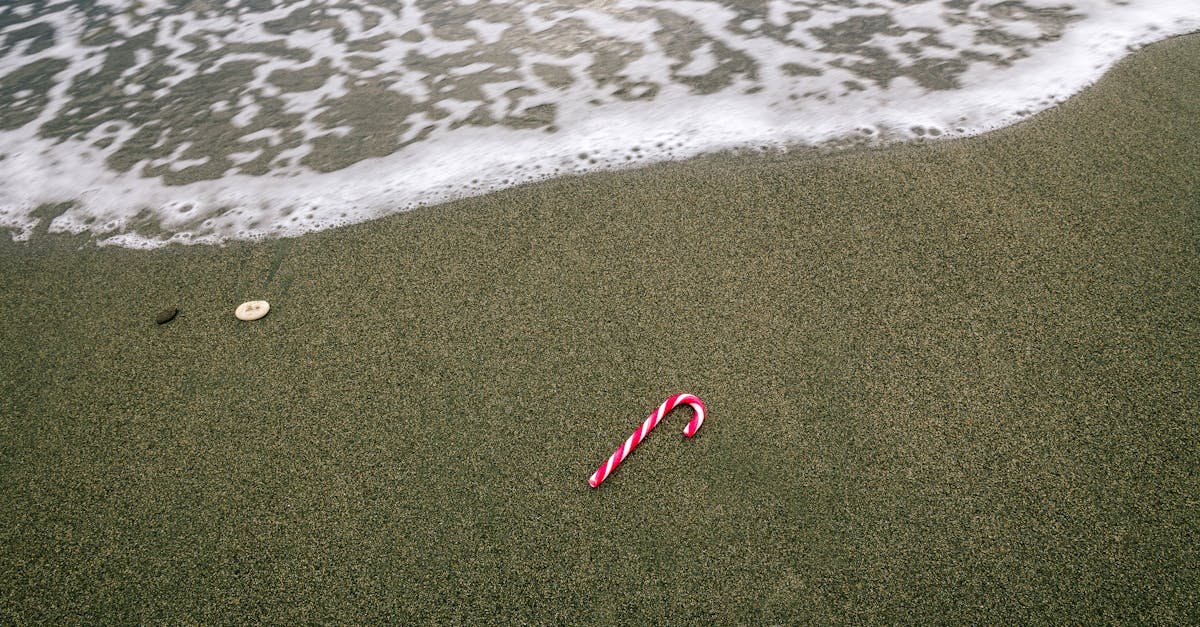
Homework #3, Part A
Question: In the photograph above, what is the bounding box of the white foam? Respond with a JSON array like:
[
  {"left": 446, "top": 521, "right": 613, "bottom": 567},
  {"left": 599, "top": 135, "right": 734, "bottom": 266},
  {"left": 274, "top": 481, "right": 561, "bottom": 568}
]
[{"left": 0, "top": 0, "right": 1196, "bottom": 247}]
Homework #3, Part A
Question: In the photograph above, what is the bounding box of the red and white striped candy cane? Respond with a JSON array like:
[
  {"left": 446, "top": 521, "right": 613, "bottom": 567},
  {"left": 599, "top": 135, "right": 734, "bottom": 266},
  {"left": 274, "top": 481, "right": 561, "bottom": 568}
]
[{"left": 588, "top": 393, "right": 707, "bottom": 488}]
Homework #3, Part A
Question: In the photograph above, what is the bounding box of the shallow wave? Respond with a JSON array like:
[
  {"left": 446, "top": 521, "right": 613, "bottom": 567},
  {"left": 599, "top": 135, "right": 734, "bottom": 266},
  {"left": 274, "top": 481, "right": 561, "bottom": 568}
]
[{"left": 0, "top": 0, "right": 1195, "bottom": 247}]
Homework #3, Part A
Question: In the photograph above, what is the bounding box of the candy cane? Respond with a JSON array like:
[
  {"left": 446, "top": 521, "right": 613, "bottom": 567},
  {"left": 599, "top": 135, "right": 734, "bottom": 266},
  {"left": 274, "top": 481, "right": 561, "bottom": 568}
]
[{"left": 588, "top": 393, "right": 707, "bottom": 488}]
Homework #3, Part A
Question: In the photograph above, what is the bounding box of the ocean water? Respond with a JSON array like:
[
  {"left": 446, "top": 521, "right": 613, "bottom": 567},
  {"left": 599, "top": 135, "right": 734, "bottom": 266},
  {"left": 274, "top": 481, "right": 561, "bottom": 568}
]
[{"left": 0, "top": 0, "right": 1195, "bottom": 248}]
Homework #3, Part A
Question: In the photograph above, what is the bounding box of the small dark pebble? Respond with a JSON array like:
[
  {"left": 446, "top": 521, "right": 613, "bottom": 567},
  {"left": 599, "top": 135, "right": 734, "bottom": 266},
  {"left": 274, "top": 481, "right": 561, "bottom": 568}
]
[{"left": 155, "top": 307, "right": 178, "bottom": 325}]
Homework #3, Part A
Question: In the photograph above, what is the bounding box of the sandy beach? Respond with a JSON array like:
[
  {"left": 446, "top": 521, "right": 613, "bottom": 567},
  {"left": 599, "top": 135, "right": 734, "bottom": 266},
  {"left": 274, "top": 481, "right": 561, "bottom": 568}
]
[{"left": 2, "top": 33, "right": 1198, "bottom": 622}]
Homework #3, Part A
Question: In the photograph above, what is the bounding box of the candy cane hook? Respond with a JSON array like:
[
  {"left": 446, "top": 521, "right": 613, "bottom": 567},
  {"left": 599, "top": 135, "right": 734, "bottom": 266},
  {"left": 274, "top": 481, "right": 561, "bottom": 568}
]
[{"left": 588, "top": 393, "right": 707, "bottom": 488}]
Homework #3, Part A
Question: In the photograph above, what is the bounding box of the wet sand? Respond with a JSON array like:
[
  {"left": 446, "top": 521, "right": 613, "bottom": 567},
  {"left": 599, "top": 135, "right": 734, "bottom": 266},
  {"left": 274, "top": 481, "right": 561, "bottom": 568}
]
[{"left": 2, "top": 34, "right": 1198, "bottom": 622}]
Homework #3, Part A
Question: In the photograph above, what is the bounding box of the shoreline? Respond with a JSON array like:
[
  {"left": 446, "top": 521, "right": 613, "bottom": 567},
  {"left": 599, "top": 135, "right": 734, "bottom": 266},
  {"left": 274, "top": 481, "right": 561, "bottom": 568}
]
[
  {"left": 2, "top": 34, "right": 1198, "bottom": 622},
  {"left": 5, "top": 24, "right": 1199, "bottom": 250}
]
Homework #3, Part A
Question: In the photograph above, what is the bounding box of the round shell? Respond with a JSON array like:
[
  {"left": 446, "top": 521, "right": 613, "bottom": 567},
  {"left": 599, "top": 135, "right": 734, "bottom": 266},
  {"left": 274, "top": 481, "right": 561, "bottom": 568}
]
[{"left": 235, "top": 300, "right": 270, "bottom": 321}]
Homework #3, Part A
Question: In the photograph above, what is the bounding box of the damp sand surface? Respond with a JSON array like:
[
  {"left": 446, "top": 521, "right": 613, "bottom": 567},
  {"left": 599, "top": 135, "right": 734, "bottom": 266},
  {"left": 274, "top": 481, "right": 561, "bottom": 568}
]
[{"left": 1, "top": 34, "right": 1198, "bottom": 623}]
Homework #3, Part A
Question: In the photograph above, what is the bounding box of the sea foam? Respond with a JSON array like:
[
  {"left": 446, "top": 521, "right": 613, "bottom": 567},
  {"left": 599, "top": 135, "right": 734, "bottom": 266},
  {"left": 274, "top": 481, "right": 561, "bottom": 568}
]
[{"left": 0, "top": 0, "right": 1196, "bottom": 247}]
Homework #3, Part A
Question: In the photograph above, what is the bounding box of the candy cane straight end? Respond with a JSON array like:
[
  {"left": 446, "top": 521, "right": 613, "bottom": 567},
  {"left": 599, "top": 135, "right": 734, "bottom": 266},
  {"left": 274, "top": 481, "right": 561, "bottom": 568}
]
[{"left": 588, "top": 393, "right": 707, "bottom": 489}]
